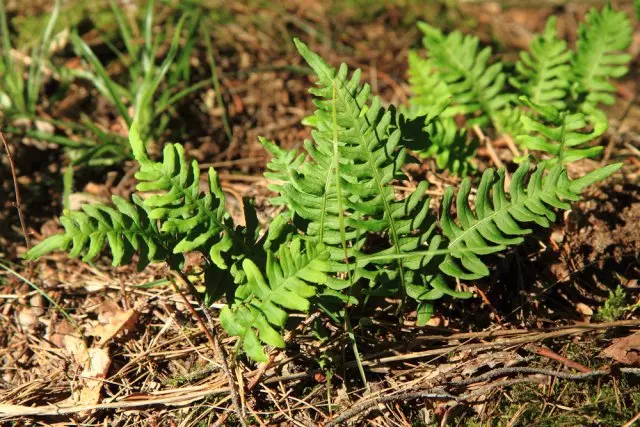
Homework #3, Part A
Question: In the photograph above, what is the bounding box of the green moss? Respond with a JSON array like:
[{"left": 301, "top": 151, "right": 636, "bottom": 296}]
[{"left": 595, "top": 286, "right": 628, "bottom": 322}]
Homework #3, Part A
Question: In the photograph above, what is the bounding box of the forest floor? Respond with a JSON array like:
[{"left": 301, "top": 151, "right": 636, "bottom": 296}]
[{"left": 1, "top": 0, "right": 640, "bottom": 425}]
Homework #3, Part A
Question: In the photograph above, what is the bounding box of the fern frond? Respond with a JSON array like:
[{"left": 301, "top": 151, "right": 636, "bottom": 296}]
[
  {"left": 220, "top": 239, "right": 329, "bottom": 362},
  {"left": 129, "top": 125, "right": 234, "bottom": 267},
  {"left": 25, "top": 195, "right": 170, "bottom": 270},
  {"left": 407, "top": 50, "right": 452, "bottom": 116},
  {"left": 572, "top": 5, "right": 632, "bottom": 108},
  {"left": 402, "top": 115, "right": 477, "bottom": 177},
  {"left": 439, "top": 161, "right": 621, "bottom": 279},
  {"left": 416, "top": 21, "right": 512, "bottom": 129},
  {"left": 267, "top": 39, "right": 438, "bottom": 297},
  {"left": 510, "top": 16, "right": 572, "bottom": 110},
  {"left": 516, "top": 97, "right": 608, "bottom": 163},
  {"left": 260, "top": 137, "right": 305, "bottom": 207}
]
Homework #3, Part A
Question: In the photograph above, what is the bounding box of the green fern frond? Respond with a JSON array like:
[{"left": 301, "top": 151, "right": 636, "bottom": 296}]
[
  {"left": 220, "top": 239, "right": 330, "bottom": 362},
  {"left": 260, "top": 137, "right": 305, "bottom": 207},
  {"left": 416, "top": 21, "right": 512, "bottom": 129},
  {"left": 516, "top": 97, "right": 608, "bottom": 163},
  {"left": 510, "top": 16, "right": 572, "bottom": 110},
  {"left": 268, "top": 39, "right": 437, "bottom": 297},
  {"left": 439, "top": 161, "right": 622, "bottom": 280},
  {"left": 403, "top": 115, "right": 477, "bottom": 177},
  {"left": 27, "top": 124, "right": 238, "bottom": 272},
  {"left": 129, "top": 125, "right": 234, "bottom": 267},
  {"left": 572, "top": 5, "right": 632, "bottom": 108},
  {"left": 407, "top": 50, "right": 452, "bottom": 116},
  {"left": 25, "top": 195, "right": 171, "bottom": 270}
]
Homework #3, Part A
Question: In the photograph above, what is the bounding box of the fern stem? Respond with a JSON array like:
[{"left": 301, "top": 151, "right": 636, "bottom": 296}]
[
  {"left": 170, "top": 274, "right": 247, "bottom": 426},
  {"left": 556, "top": 111, "right": 568, "bottom": 163},
  {"left": 344, "top": 313, "right": 369, "bottom": 393}
]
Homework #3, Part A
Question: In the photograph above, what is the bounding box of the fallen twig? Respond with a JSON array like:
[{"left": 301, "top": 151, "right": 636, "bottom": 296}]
[
  {"left": 527, "top": 345, "right": 591, "bottom": 373},
  {"left": 473, "top": 125, "right": 504, "bottom": 170},
  {"left": 169, "top": 275, "right": 247, "bottom": 427},
  {"left": 0, "top": 386, "right": 230, "bottom": 417},
  {"left": 1, "top": 130, "right": 31, "bottom": 277},
  {"left": 324, "top": 367, "right": 640, "bottom": 426}
]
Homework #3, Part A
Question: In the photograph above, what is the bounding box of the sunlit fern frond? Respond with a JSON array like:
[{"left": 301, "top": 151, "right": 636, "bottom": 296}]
[
  {"left": 438, "top": 161, "right": 621, "bottom": 280},
  {"left": 572, "top": 5, "right": 632, "bottom": 108},
  {"left": 416, "top": 21, "right": 513, "bottom": 129},
  {"left": 516, "top": 97, "right": 608, "bottom": 163},
  {"left": 25, "top": 194, "right": 172, "bottom": 270},
  {"left": 510, "top": 16, "right": 572, "bottom": 110},
  {"left": 220, "top": 238, "right": 330, "bottom": 361}
]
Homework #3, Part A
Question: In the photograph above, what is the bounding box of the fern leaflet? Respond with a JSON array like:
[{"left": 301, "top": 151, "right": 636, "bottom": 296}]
[
  {"left": 516, "top": 97, "right": 608, "bottom": 163},
  {"left": 416, "top": 21, "right": 512, "bottom": 129}
]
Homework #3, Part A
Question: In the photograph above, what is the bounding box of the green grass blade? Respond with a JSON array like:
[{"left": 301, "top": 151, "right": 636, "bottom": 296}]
[
  {"left": 202, "top": 24, "right": 232, "bottom": 142},
  {"left": 109, "top": 0, "right": 136, "bottom": 59},
  {"left": 134, "top": 13, "right": 188, "bottom": 129},
  {"left": 0, "top": 261, "right": 81, "bottom": 333},
  {"left": 26, "top": 0, "right": 60, "bottom": 113},
  {"left": 70, "top": 31, "right": 133, "bottom": 126}
]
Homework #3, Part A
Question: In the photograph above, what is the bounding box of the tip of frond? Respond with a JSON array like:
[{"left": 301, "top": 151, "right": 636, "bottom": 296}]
[
  {"left": 129, "top": 123, "right": 150, "bottom": 165},
  {"left": 417, "top": 21, "right": 442, "bottom": 38},
  {"left": 293, "top": 37, "right": 334, "bottom": 82},
  {"left": 568, "top": 162, "right": 622, "bottom": 193}
]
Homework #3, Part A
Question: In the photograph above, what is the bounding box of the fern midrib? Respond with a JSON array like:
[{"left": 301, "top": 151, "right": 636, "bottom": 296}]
[
  {"left": 318, "top": 143, "right": 335, "bottom": 244},
  {"left": 531, "top": 47, "right": 552, "bottom": 105},
  {"left": 72, "top": 213, "right": 171, "bottom": 261},
  {"left": 330, "top": 74, "right": 407, "bottom": 298},
  {"left": 332, "top": 80, "right": 355, "bottom": 284},
  {"left": 556, "top": 112, "right": 569, "bottom": 162}
]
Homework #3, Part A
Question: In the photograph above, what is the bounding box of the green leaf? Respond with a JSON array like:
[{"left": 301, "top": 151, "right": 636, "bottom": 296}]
[
  {"left": 25, "top": 234, "right": 71, "bottom": 260},
  {"left": 415, "top": 21, "right": 513, "bottom": 129},
  {"left": 416, "top": 301, "right": 434, "bottom": 326},
  {"left": 439, "top": 161, "right": 615, "bottom": 279},
  {"left": 219, "top": 239, "right": 330, "bottom": 362},
  {"left": 510, "top": 16, "right": 571, "bottom": 110},
  {"left": 572, "top": 5, "right": 632, "bottom": 108},
  {"left": 71, "top": 31, "right": 132, "bottom": 126},
  {"left": 517, "top": 97, "right": 608, "bottom": 163}
]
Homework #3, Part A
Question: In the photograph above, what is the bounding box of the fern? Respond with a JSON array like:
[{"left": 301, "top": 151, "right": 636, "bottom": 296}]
[
  {"left": 220, "top": 239, "right": 329, "bottom": 362},
  {"left": 271, "top": 38, "right": 444, "bottom": 301},
  {"left": 128, "top": 126, "right": 236, "bottom": 267},
  {"left": 407, "top": 5, "right": 632, "bottom": 168},
  {"left": 516, "top": 97, "right": 608, "bottom": 163},
  {"left": 399, "top": 114, "right": 477, "bottom": 177},
  {"left": 572, "top": 5, "right": 633, "bottom": 108},
  {"left": 24, "top": 195, "right": 172, "bottom": 270},
  {"left": 407, "top": 50, "right": 452, "bottom": 116},
  {"left": 510, "top": 17, "right": 572, "bottom": 110},
  {"left": 26, "top": 36, "right": 625, "bottom": 362},
  {"left": 439, "top": 161, "right": 621, "bottom": 280},
  {"left": 414, "top": 21, "right": 513, "bottom": 130}
]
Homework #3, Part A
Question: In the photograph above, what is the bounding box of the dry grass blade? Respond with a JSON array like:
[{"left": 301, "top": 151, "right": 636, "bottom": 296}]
[{"left": 0, "top": 386, "right": 231, "bottom": 417}]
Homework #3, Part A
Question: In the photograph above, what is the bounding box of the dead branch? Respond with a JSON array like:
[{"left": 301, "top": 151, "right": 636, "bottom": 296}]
[
  {"left": 1, "top": 130, "right": 31, "bottom": 276},
  {"left": 324, "top": 367, "right": 640, "bottom": 426}
]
